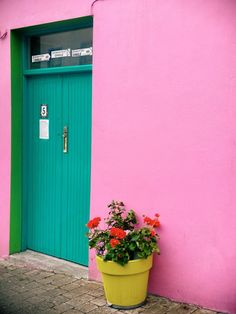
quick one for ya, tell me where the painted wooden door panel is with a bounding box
[61,73,92,265]
[25,73,91,266]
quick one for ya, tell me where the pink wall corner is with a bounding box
[0,35,11,257]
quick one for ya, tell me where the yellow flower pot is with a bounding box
[96,254,153,309]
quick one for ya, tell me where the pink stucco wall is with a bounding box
[0,1,236,313]
[0,19,11,258]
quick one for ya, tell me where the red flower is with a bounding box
[150,230,156,237]
[110,239,120,248]
[155,213,160,218]
[144,216,160,228]
[87,217,101,229]
[153,220,160,228]
[110,227,126,239]
[143,216,154,225]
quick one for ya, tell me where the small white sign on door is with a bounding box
[72,47,93,57]
[32,53,51,63]
[51,49,71,59]
[39,119,49,139]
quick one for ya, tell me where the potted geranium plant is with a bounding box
[86,200,160,309]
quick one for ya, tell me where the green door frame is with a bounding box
[10,16,93,254]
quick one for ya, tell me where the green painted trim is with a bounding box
[10,30,23,253]
[10,15,93,254]
[24,64,92,76]
[17,16,93,36]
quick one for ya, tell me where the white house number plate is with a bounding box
[40,104,48,118]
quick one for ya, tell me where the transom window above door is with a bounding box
[28,27,93,69]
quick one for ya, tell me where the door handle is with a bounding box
[63,126,68,153]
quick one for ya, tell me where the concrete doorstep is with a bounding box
[0,251,222,314]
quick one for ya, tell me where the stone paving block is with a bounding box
[34,310,56,314]
[62,281,82,291]
[142,296,177,312]
[90,297,107,307]
[9,295,32,307]
[20,304,51,314]
[33,271,55,281]
[40,287,67,298]
[120,308,143,314]
[74,301,98,313]
[26,295,46,305]
[77,293,96,303]
[89,307,118,314]
[52,278,76,287]
[53,302,74,313]
[18,288,38,299]
[7,268,23,276]
[66,298,87,308]
[0,288,18,298]
[11,284,29,293]
[14,278,33,286]
[87,288,105,297]
[44,309,59,314]
[63,291,78,300]
[66,294,95,307]
[63,310,84,314]
[23,269,42,277]
[73,285,92,294]
[51,274,70,281]
[193,310,219,314]
[63,286,92,299]
[14,267,30,274]
[5,265,16,270]
[8,301,37,313]
[38,276,55,285]
[30,287,48,296]
[141,301,158,310]
[167,303,197,314]
[44,284,58,291]
[1,272,15,278]
[52,295,70,305]
[34,300,55,311]
[13,276,28,284]
[0,304,19,314]
[141,306,165,314]
[21,280,42,290]
[85,281,102,290]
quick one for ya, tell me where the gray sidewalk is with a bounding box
[0,251,221,314]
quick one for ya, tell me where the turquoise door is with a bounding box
[24,72,92,266]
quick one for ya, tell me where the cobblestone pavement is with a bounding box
[0,252,223,314]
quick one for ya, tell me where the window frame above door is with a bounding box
[23,16,93,76]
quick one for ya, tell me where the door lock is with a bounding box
[63,126,68,153]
